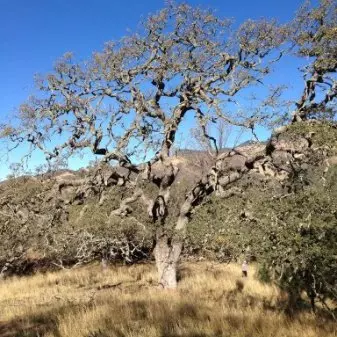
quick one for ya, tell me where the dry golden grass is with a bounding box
[0,262,336,337]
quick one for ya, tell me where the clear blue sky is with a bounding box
[0,0,306,178]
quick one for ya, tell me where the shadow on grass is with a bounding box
[88,286,337,337]
[1,286,335,337]
[0,316,58,337]
[0,303,80,337]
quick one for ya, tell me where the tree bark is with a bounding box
[154,235,182,289]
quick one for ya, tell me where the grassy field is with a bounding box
[0,262,335,337]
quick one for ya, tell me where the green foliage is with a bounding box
[185,125,337,307]
[286,122,337,149]
[252,165,337,304]
[257,263,271,283]
[188,162,337,306]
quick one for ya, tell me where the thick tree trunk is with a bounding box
[154,235,182,289]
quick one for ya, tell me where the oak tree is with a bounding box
[1,1,336,288]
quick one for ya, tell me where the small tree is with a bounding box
[262,165,337,312]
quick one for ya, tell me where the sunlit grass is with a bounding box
[0,262,335,337]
